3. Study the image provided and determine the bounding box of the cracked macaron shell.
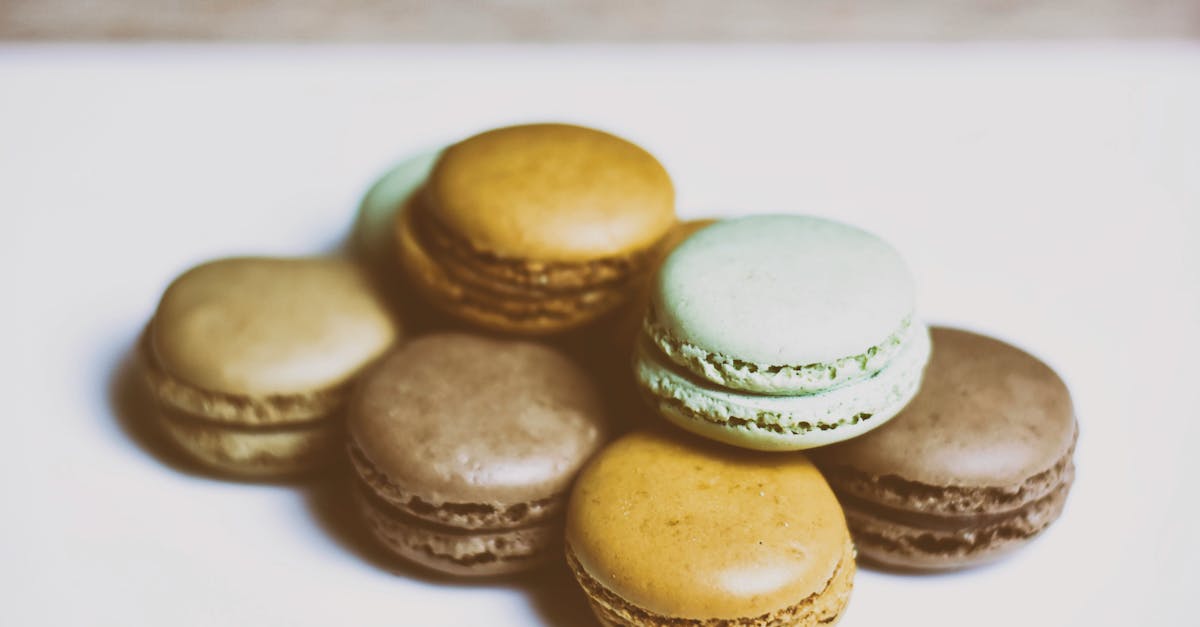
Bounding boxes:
[635,323,931,451]
[151,257,400,397]
[565,429,853,621]
[347,333,609,522]
[427,123,675,263]
[650,215,916,393]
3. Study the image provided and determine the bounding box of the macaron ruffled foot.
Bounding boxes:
[635,215,931,450]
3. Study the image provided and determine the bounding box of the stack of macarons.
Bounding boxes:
[138,121,1078,626]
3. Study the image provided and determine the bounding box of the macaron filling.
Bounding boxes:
[350,444,561,571]
[841,466,1073,566]
[645,309,916,395]
[141,331,346,425]
[821,438,1077,517]
[348,443,562,530]
[397,203,631,324]
[417,188,652,290]
[635,325,930,448]
[354,473,555,566]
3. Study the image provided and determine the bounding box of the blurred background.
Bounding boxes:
[3,0,1198,41]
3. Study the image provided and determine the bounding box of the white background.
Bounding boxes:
[1,44,1197,626]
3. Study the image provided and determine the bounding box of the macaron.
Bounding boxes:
[636,215,931,451]
[566,429,856,626]
[142,257,400,478]
[347,333,609,576]
[812,327,1078,570]
[395,123,676,335]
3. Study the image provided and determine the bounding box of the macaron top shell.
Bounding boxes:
[426,123,675,262]
[651,214,915,367]
[349,333,608,505]
[151,257,398,396]
[566,429,849,620]
[818,327,1076,487]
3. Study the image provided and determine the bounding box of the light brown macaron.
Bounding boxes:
[395,123,677,335]
[567,429,856,626]
[142,257,400,478]
[812,327,1078,570]
[347,333,609,576]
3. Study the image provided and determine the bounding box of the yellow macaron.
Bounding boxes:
[566,429,856,626]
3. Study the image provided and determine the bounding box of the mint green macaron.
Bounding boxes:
[636,215,931,451]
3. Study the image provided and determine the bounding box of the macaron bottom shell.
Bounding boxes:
[156,405,339,479]
[354,484,558,577]
[843,462,1074,571]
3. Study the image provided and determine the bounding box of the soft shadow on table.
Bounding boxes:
[301,461,598,625]
[517,558,600,627]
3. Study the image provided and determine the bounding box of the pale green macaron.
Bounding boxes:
[636,215,931,451]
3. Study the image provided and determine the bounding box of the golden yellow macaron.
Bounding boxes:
[566,429,856,626]
[395,123,677,335]
[142,257,401,478]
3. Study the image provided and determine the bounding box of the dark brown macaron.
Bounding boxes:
[812,327,1078,570]
[347,333,610,576]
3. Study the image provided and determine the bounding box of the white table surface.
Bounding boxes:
[1,43,1197,626]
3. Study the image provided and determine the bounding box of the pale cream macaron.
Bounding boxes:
[142,257,401,478]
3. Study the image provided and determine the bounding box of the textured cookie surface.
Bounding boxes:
[348,333,609,511]
[427,123,675,262]
[566,429,853,621]
[152,257,399,396]
[650,215,915,391]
